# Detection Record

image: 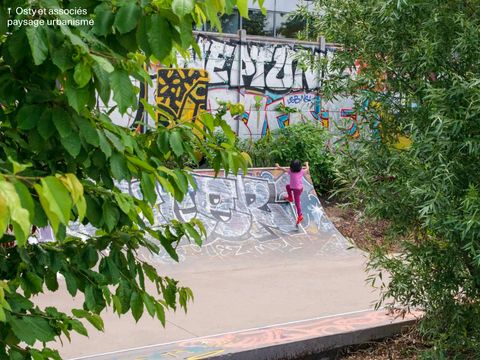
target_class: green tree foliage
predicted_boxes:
[243,9,268,36]
[238,122,334,194]
[0,0,261,358]
[307,0,480,357]
[278,4,316,40]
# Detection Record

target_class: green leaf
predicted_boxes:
[102,202,120,232]
[169,131,184,156]
[16,105,41,130]
[93,6,115,36]
[136,16,152,56]
[112,295,122,314]
[110,70,137,114]
[139,293,154,317]
[156,131,170,153]
[104,130,126,153]
[34,176,72,233]
[148,15,172,62]
[26,26,49,65]
[114,4,141,34]
[110,153,130,180]
[126,156,156,172]
[173,169,188,194]
[63,271,78,297]
[85,313,104,331]
[114,192,134,215]
[21,272,43,295]
[0,308,5,323]
[98,130,113,158]
[236,0,249,18]
[205,0,222,29]
[200,113,215,132]
[155,302,166,326]
[60,132,82,157]
[65,82,92,114]
[8,157,31,176]
[13,181,35,223]
[140,172,157,205]
[172,0,194,17]
[70,319,88,337]
[11,207,31,247]
[0,194,8,235]
[45,271,59,292]
[77,117,100,146]
[38,109,56,139]
[52,108,73,138]
[91,54,114,74]
[85,285,96,311]
[0,180,31,246]
[184,223,202,246]
[51,46,74,72]
[10,316,56,345]
[158,233,179,262]
[130,292,144,322]
[74,62,92,88]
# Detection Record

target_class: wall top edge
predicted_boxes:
[193,31,342,49]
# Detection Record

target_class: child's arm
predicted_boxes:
[275,163,288,172]
[304,162,309,172]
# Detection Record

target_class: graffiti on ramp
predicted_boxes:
[35,169,348,260]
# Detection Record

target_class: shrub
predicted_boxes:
[250,122,335,194]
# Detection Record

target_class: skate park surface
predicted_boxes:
[35,168,391,359]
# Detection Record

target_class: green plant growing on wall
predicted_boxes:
[0,0,262,358]
[250,122,334,194]
[307,0,480,357]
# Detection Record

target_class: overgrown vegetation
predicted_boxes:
[206,122,335,195]
[301,0,480,357]
[0,0,256,358]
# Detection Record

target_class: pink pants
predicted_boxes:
[286,185,303,217]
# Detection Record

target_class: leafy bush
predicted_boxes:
[249,122,335,194]
[310,0,480,357]
[200,122,335,194]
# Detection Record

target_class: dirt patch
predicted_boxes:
[320,197,394,252]
[341,327,427,360]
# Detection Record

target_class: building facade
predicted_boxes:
[201,0,312,38]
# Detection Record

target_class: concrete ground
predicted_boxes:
[34,232,378,360]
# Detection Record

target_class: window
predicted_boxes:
[203,10,240,34]
[242,9,272,36]
[276,12,306,39]
[199,5,305,39]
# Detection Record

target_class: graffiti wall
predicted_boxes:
[34,169,347,260]
[108,34,355,140]
[184,34,352,139]
[156,69,209,125]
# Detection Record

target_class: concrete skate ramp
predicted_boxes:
[38,169,371,359]
[137,168,351,262]
[37,167,350,260]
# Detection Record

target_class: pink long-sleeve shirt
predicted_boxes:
[288,168,304,189]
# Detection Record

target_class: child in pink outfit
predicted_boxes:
[276,160,309,224]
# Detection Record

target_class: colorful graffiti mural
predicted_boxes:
[181,34,353,139]
[107,34,355,140]
[34,169,347,260]
[156,69,209,124]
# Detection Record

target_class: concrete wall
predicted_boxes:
[109,32,357,140]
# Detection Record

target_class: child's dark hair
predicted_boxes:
[290,159,302,173]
